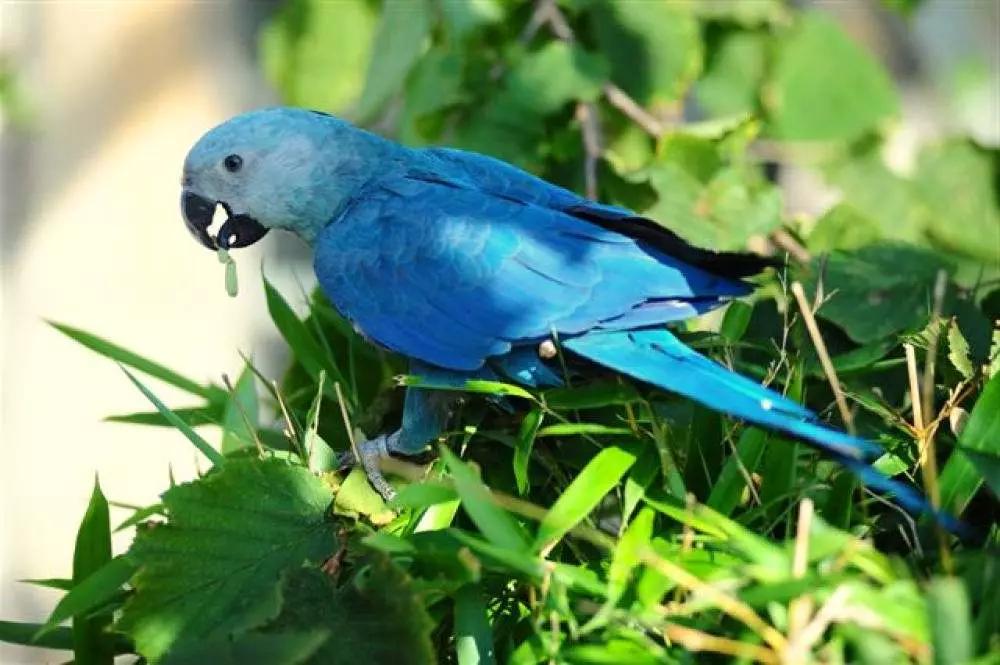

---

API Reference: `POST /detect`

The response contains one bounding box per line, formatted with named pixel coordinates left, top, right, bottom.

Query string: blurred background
left=0, top=1, right=996, bottom=663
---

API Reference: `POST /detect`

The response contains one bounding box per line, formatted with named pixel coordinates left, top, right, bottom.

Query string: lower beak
left=180, top=191, right=270, bottom=251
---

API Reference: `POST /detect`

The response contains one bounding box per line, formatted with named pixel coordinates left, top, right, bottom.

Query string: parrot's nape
left=179, top=106, right=970, bottom=539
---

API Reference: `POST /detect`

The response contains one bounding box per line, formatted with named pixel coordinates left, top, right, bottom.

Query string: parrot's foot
left=337, top=431, right=401, bottom=502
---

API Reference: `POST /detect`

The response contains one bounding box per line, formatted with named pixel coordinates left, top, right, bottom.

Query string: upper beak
left=180, top=190, right=270, bottom=251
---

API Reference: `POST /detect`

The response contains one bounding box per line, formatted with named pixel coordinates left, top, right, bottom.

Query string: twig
left=904, top=343, right=952, bottom=573
left=576, top=102, right=601, bottom=200
left=663, top=624, right=778, bottom=664
left=770, top=229, right=811, bottom=264
left=788, top=586, right=852, bottom=657
left=790, top=282, right=854, bottom=435
left=334, top=381, right=359, bottom=459
left=920, top=270, right=949, bottom=425
left=271, top=379, right=306, bottom=459
left=644, top=551, right=788, bottom=653
left=787, top=499, right=815, bottom=656
left=222, top=373, right=265, bottom=456
left=602, top=83, right=666, bottom=136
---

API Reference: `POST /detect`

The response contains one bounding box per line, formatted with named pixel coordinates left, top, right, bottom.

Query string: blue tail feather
left=562, top=328, right=969, bottom=537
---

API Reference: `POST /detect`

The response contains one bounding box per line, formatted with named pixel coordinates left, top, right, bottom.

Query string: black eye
left=223, top=154, right=243, bottom=173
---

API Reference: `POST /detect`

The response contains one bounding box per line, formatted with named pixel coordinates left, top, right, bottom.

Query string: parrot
left=179, top=107, right=966, bottom=537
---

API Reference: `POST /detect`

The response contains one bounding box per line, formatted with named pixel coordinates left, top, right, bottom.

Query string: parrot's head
left=180, top=107, right=383, bottom=250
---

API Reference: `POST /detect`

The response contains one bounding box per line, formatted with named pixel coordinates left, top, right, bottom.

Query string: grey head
left=179, top=107, right=389, bottom=250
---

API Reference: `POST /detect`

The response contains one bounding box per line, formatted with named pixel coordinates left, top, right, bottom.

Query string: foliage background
left=2, top=1, right=999, bottom=664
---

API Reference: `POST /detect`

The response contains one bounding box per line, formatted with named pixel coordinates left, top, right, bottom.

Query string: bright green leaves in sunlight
left=260, top=0, right=378, bottom=113
left=768, top=11, right=899, bottom=141
left=117, top=459, right=336, bottom=661
left=591, top=1, right=702, bottom=108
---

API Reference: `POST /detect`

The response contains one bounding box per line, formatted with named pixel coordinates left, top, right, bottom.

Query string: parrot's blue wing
left=314, top=174, right=750, bottom=371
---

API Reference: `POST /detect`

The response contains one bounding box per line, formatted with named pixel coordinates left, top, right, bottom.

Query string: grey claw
left=338, top=434, right=397, bottom=502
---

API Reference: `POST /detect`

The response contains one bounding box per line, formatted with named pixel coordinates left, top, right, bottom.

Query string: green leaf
left=38, top=557, right=134, bottom=638
left=955, top=447, right=1000, bottom=499
left=220, top=364, right=259, bottom=455
left=806, top=244, right=952, bottom=343
left=720, top=300, right=753, bottom=343
left=769, top=11, right=898, bottom=141
left=264, top=276, right=342, bottom=402
left=49, top=322, right=220, bottom=401
left=606, top=507, right=655, bottom=606
left=916, top=140, right=1000, bottom=265
left=106, top=405, right=222, bottom=428
left=259, top=0, right=377, bottom=112
left=63, top=478, right=119, bottom=665
left=691, top=0, right=789, bottom=26
left=927, top=578, right=973, bottom=665
left=440, top=447, right=531, bottom=552
left=0, top=621, right=131, bottom=652
left=159, top=632, right=328, bottom=665
left=261, top=559, right=435, bottom=665
left=514, top=408, right=543, bottom=496
left=122, top=368, right=224, bottom=467
left=439, top=0, right=503, bottom=39
left=592, top=0, right=702, bottom=106
left=115, top=503, right=166, bottom=533
left=454, top=584, right=496, bottom=665
left=400, top=374, right=535, bottom=400
left=826, top=152, right=927, bottom=243
left=353, top=0, right=433, bottom=123
left=644, top=155, right=783, bottom=251
left=806, top=204, right=881, bottom=253
left=117, top=458, right=337, bottom=661
left=707, top=427, right=769, bottom=516
left=543, top=382, right=640, bottom=410
left=536, top=423, right=632, bottom=438
left=696, top=31, right=768, bottom=118
left=534, top=443, right=638, bottom=552
left=948, top=319, right=976, bottom=380
left=940, top=372, right=1000, bottom=513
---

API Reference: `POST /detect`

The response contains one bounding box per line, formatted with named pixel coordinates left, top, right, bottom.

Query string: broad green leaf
left=707, top=427, right=769, bottom=516
left=122, top=368, right=225, bottom=467
left=592, top=0, right=702, bottom=106
left=917, top=140, right=1000, bottom=265
left=514, top=408, right=543, bottom=496
left=402, top=48, right=466, bottom=121
left=927, top=578, right=973, bottom=665
left=940, top=372, right=1000, bottom=513
left=955, top=447, right=1000, bottom=500
left=806, top=204, right=881, bottom=252
left=259, top=0, right=377, bottom=112
left=117, top=458, right=337, bottom=661
left=160, top=631, right=328, bottom=665
left=220, top=364, right=259, bottom=455
left=49, top=322, right=220, bottom=401
left=691, top=0, right=789, bottom=26
left=769, top=11, right=898, bottom=141
left=260, top=560, right=435, bottom=665
left=696, top=31, right=768, bottom=118
left=390, top=481, right=459, bottom=510
left=826, top=153, right=926, bottom=243
left=644, top=158, right=783, bottom=251
left=439, top=0, right=503, bottom=39
left=333, top=467, right=394, bottom=524
left=601, top=507, right=654, bottom=614
left=534, top=443, right=638, bottom=552
left=806, top=244, right=952, bottom=343
left=563, top=637, right=666, bottom=665
left=454, top=584, right=496, bottom=665
left=353, top=0, right=433, bottom=122
left=441, top=447, right=531, bottom=552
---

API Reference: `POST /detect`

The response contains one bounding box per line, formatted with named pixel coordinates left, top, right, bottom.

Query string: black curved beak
left=180, top=191, right=270, bottom=251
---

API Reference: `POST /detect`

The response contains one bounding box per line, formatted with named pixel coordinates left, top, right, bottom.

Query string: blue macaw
left=179, top=107, right=964, bottom=535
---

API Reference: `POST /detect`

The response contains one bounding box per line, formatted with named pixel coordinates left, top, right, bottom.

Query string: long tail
left=562, top=328, right=970, bottom=537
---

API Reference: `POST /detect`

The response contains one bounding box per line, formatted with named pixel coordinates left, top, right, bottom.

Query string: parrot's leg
left=339, top=365, right=462, bottom=500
